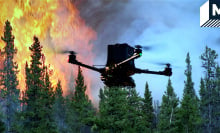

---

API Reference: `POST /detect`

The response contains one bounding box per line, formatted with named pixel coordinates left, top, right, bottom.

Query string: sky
left=75, top=0, right=220, bottom=103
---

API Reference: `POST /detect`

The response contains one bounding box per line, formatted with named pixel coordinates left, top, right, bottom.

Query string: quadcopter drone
left=67, top=43, right=172, bottom=87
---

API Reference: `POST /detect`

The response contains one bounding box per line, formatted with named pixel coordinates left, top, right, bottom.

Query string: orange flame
left=0, top=0, right=96, bottom=100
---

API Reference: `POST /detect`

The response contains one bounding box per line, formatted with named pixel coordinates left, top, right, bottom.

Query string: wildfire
left=0, top=0, right=96, bottom=100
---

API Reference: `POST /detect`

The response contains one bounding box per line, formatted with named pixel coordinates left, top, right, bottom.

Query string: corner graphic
left=200, top=0, right=220, bottom=27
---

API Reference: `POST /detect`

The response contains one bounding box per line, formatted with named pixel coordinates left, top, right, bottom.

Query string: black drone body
left=68, top=43, right=172, bottom=87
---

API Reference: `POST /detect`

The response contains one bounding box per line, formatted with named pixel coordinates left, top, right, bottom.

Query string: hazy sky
left=76, top=0, right=220, bottom=103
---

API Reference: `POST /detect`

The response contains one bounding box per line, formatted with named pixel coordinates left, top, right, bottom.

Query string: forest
left=0, top=21, right=219, bottom=133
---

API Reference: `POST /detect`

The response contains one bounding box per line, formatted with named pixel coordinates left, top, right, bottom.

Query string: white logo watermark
left=200, top=0, right=220, bottom=27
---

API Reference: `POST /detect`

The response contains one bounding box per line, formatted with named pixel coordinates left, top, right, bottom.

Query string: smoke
left=72, top=0, right=165, bottom=103
left=73, top=0, right=214, bottom=101
left=75, top=0, right=146, bottom=57
left=73, top=0, right=175, bottom=103
left=73, top=0, right=196, bottom=62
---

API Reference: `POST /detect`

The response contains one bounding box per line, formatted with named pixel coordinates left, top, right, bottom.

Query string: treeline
left=0, top=21, right=219, bottom=133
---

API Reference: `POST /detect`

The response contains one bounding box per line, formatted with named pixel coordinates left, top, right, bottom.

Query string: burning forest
left=0, top=0, right=96, bottom=99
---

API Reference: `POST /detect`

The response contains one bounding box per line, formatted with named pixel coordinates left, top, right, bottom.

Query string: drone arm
left=135, top=68, right=172, bottom=76
left=69, top=60, right=103, bottom=73
left=68, top=54, right=104, bottom=73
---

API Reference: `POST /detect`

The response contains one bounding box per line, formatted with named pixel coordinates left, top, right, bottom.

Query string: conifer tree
left=142, top=82, right=154, bottom=132
left=65, top=94, right=79, bottom=132
left=53, top=80, right=67, bottom=133
left=153, top=100, right=160, bottom=132
left=200, top=46, right=218, bottom=133
left=0, top=50, right=3, bottom=70
left=72, top=66, right=95, bottom=132
left=97, top=88, right=105, bottom=123
left=22, top=36, right=57, bottom=133
left=94, top=88, right=105, bottom=132
left=0, top=20, right=20, bottom=133
left=199, top=78, right=206, bottom=129
left=158, top=79, right=179, bottom=133
left=178, top=53, right=201, bottom=133
left=213, top=65, right=220, bottom=132
left=98, top=89, right=105, bottom=112
left=127, top=87, right=146, bottom=132
left=98, top=87, right=129, bottom=132
left=42, top=69, right=56, bottom=130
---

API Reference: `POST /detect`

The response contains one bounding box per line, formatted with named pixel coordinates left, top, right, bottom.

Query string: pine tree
left=72, top=66, right=95, bottom=132
left=94, top=88, right=105, bottom=132
left=200, top=46, right=218, bottom=133
left=127, top=87, right=147, bottom=132
left=213, top=65, right=220, bottom=132
left=65, top=94, right=79, bottom=132
left=142, top=82, right=154, bottom=132
left=98, top=86, right=129, bottom=132
left=53, top=80, right=67, bottom=133
left=158, top=79, right=179, bottom=133
left=0, top=20, right=20, bottom=133
left=178, top=53, right=201, bottom=133
left=22, top=36, right=57, bottom=133
left=153, top=100, right=160, bottom=133
left=42, top=69, right=56, bottom=131
left=0, top=49, right=3, bottom=71
left=199, top=78, right=206, bottom=130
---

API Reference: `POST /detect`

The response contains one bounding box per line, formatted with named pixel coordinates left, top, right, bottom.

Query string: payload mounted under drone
left=66, top=43, right=172, bottom=87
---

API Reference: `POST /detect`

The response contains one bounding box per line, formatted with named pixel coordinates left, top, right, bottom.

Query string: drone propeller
left=152, top=62, right=183, bottom=69
left=135, top=45, right=142, bottom=49
left=59, top=50, right=77, bottom=55
left=154, top=62, right=171, bottom=66
left=135, top=45, right=153, bottom=51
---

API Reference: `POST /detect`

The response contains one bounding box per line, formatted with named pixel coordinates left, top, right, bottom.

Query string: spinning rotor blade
left=152, top=62, right=182, bottom=68
left=154, top=62, right=171, bottom=66
left=135, top=45, right=154, bottom=51
left=58, top=50, right=77, bottom=55
left=142, top=46, right=153, bottom=51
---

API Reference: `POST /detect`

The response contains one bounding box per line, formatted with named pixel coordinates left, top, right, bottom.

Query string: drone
left=66, top=43, right=172, bottom=87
